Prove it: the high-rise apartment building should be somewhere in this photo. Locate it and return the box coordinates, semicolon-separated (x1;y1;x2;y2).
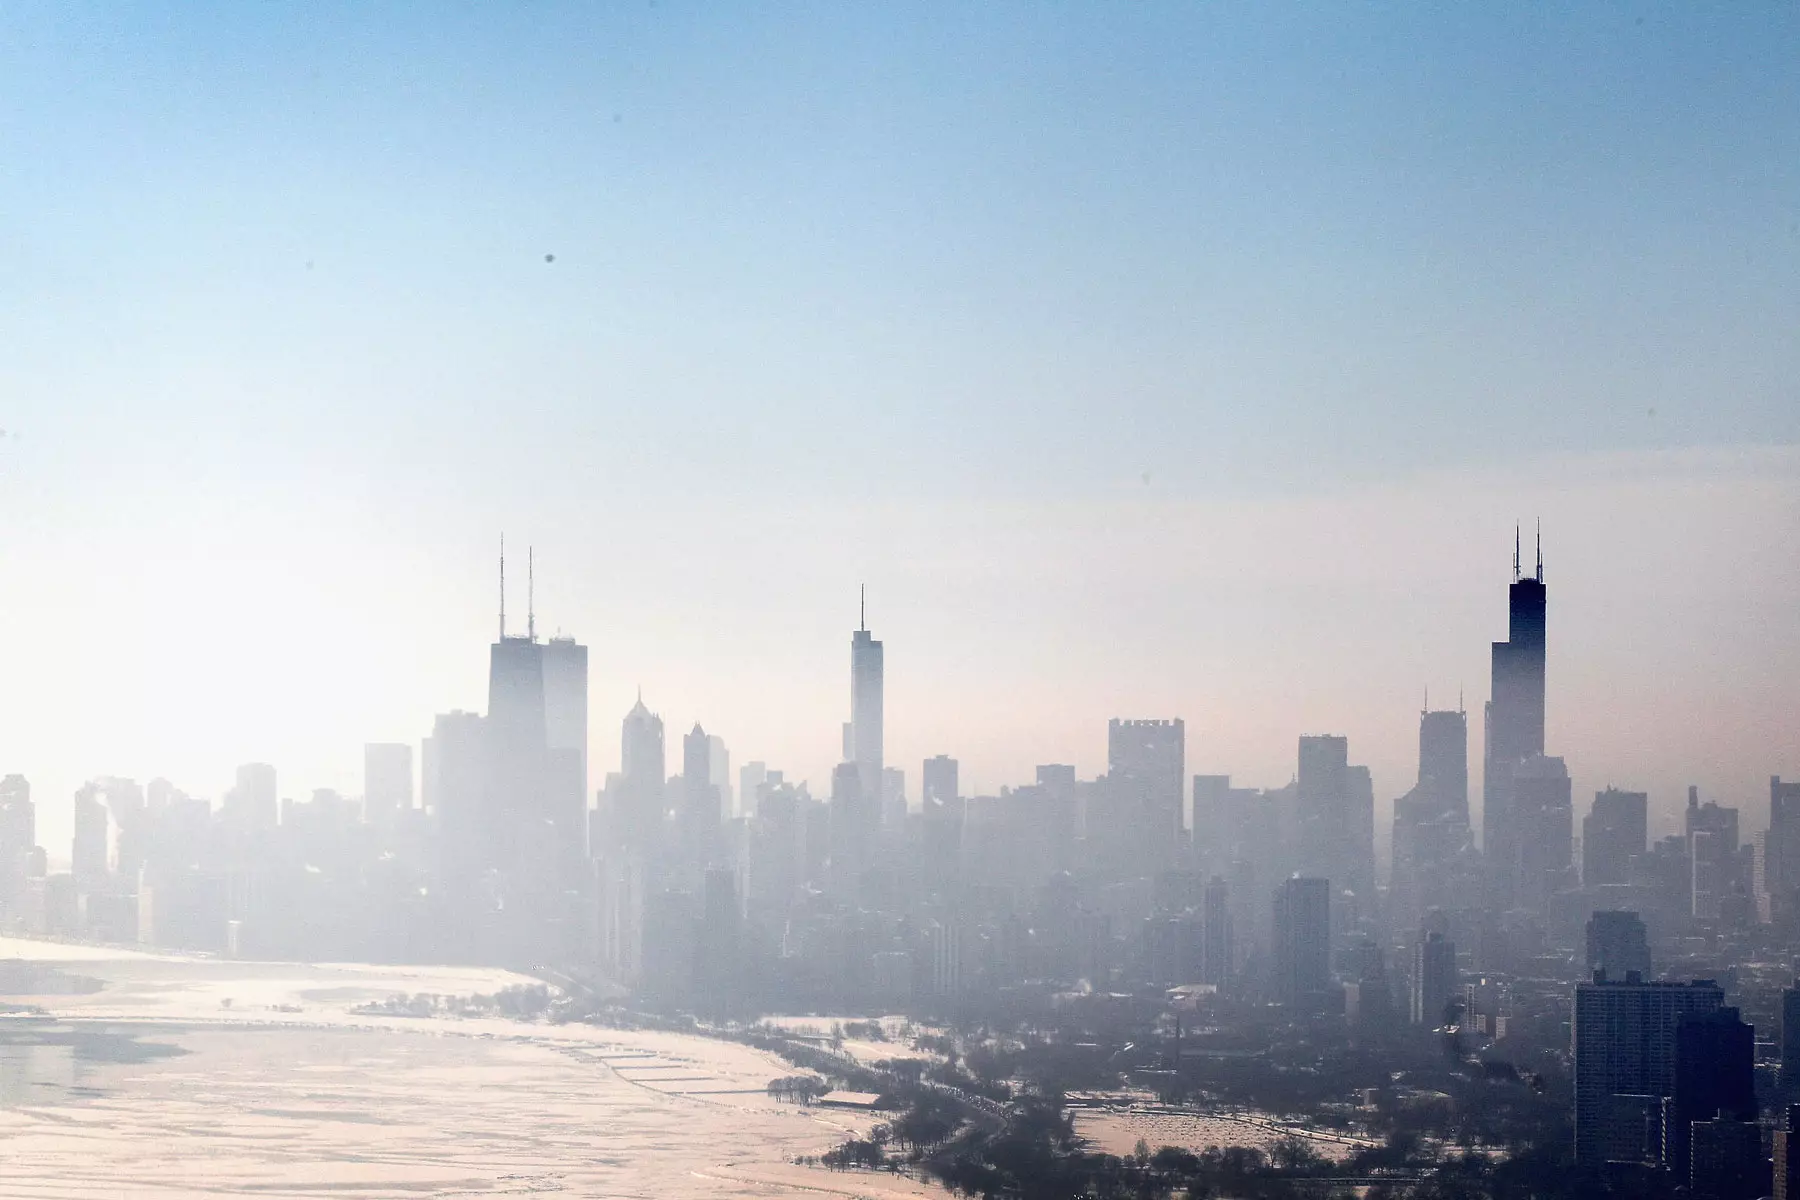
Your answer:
1584;788;1648;887
1484;530;1548;908
1272;876;1331;1013
1573;976;1723;1166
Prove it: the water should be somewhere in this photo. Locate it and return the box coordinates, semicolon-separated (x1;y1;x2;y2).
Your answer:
0;939;940;1198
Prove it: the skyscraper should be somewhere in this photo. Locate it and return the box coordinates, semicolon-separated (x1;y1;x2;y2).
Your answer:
1513;754;1574;913
424;710;486;885
1573;976;1723;1166
1584;788;1648;887
541;634;590;868
682;723;720;840
1297;735;1374;904
71;784;110;893
1586;910;1651;982
829;760;866;884
1202;875;1233;986
1768;776;1800;915
226;763;279;835
1484;527;1548;908
922;755;959;809
1783;986;1800;1098
850;590;883;835
363;743;413;831
1411;929;1459;1026
1391;707;1472;930
619;692;666;850
1272;875;1331;1013
1687;787;1746;921
1669;1007;1757;1182
483;551;590;892
1109;719;1185;857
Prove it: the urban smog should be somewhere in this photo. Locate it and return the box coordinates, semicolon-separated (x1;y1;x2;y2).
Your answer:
2;5;1798;1200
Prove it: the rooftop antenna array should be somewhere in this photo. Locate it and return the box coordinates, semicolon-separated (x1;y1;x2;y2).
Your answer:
499;534;507;640
528;546;536;642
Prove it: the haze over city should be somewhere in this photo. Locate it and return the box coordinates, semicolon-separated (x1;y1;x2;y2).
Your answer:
1;6;1799;1198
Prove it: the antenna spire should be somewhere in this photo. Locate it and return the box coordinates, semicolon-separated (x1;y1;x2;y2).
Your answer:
859;584;866;632
1535;519;1543;582
499;535;507;640
528;546;536;642
1513;523;1521;582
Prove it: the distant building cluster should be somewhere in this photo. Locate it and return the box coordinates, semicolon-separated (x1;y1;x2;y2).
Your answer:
4;529;1798;1195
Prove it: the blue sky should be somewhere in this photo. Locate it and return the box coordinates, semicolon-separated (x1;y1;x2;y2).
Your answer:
1;4;1796;845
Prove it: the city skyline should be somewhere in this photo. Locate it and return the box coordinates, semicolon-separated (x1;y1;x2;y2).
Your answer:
4;487;1795;859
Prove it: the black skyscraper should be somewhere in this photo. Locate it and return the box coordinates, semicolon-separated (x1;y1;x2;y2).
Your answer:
1484;527;1547;908
1669;1007;1756;1182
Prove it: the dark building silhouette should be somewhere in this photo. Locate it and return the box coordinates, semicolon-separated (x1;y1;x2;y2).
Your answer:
1584;787;1648;887
1483;527;1547;909
1201;875;1233;986
1586;910;1651;982
1782;987;1800;1098
1573;976;1723;1167
1272;875;1330;1012
1669;1007;1756;1183
1411;929;1458;1027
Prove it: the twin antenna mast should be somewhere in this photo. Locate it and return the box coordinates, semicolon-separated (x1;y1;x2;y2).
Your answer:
1512;521;1545;584
497;535;537;642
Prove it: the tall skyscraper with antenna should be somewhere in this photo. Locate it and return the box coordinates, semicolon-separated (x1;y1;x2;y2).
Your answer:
850;587;884;842
1483;524;1548;909
484;541;588;904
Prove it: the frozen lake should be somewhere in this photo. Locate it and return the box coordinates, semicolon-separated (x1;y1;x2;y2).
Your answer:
0;939;940;1199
